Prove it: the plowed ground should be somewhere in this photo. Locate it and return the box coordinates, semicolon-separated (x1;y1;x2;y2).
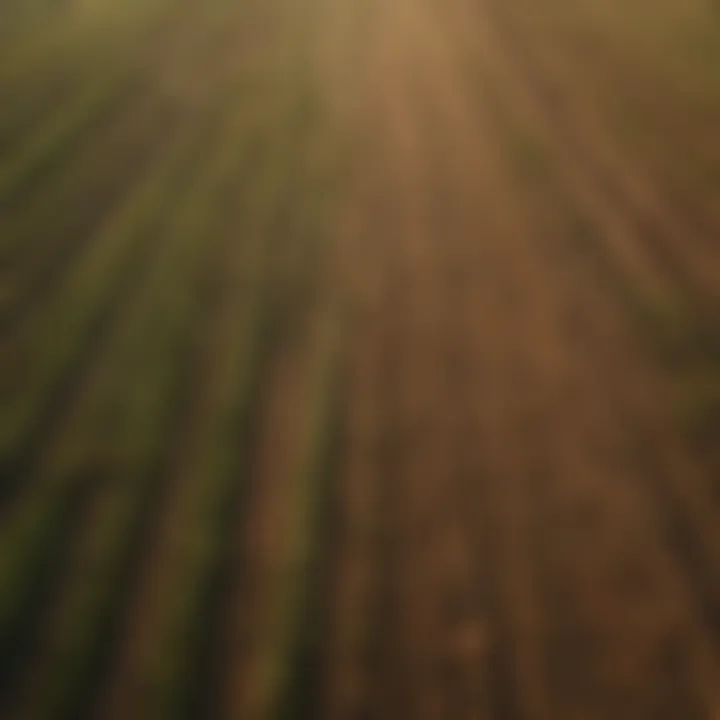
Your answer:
1;0;720;718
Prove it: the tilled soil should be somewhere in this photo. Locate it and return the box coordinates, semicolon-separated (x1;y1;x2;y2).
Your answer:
2;0;720;717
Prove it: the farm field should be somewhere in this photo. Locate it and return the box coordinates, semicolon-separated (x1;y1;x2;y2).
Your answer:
1;0;720;717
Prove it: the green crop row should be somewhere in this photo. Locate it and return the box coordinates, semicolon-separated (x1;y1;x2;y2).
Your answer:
0;65;143;206
6;102;268;720
0;95;235;474
252;309;344;720
0;98;248;635
0;0;243;212
0;94;178;322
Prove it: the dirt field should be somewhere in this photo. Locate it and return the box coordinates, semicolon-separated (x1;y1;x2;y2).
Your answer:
1;0;720;717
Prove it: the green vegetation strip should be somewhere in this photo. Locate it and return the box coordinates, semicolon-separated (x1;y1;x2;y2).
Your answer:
0;99;259;648
0;0;241;210
111;92;329;720
0;99;232;474
0;68;83;159
0;68;140;208
135;260;271;720
0;0;212;149
0;95;179;315
252;309;344;720
6;104;267;720
0;0;175;89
